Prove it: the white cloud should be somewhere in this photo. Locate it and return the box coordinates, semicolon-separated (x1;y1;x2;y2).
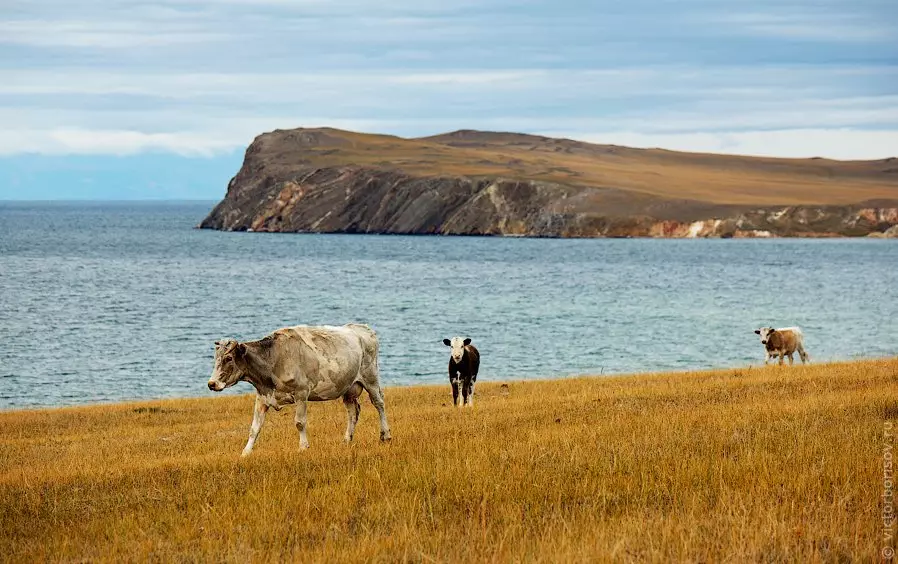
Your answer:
0;120;389;157
2;65;892;101
0;20;227;48
544;129;898;160
709;11;895;41
3;125;896;161
387;71;545;85
0;129;239;157
602;97;898;133
1;0;895;163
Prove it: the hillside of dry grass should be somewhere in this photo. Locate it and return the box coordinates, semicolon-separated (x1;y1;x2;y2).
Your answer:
199;128;898;238
244;128;898;206
2;358;895;562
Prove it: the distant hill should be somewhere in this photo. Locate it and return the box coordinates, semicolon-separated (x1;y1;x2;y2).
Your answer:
199;127;898;238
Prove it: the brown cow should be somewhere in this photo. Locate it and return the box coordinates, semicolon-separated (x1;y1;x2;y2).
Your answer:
754;326;810;365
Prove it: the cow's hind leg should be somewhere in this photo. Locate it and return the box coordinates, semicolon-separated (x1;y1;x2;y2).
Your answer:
294;397;311;451
343;383;363;443
363;383;391;442
468;373;477;407
241;395;269;457
462;376;473;407
359;349;391;441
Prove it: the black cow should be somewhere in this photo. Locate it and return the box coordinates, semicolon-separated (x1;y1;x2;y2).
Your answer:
442;337;480;407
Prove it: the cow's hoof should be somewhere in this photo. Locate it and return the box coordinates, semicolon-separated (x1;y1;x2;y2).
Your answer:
380;433;392;442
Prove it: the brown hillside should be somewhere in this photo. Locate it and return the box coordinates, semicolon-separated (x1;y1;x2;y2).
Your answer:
199;127;898;238
258;127;896;206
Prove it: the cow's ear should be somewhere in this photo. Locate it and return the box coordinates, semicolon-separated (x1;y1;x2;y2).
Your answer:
768;328;776;333
463;338;471;346
442;339;451;346
235;343;247;357
754;330;760;334
214;340;221;346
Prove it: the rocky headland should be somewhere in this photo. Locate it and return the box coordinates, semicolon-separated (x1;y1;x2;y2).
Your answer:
199;128;898;238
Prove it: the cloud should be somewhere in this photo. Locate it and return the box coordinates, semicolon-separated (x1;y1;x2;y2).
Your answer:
711;11;894;41
543;129;898;160
0;129;239;157
0;20;228;48
0;120;387;157
601;96;898;133
2;64;893;101
3;124;896;161
1;0;896;162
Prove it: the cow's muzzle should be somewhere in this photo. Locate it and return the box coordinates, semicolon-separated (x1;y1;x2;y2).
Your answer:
208;381;223;392
761;340;768;345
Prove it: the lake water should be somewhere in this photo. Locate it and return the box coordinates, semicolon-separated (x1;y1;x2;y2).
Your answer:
1;201;896;409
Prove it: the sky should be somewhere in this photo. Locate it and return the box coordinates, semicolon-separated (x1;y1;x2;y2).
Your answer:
1;0;896;200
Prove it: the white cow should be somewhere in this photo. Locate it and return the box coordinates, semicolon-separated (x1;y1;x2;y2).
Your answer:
754;326;810;365
208;323;391;456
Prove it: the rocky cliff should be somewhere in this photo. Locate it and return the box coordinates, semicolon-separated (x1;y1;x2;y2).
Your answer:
199;128;898;238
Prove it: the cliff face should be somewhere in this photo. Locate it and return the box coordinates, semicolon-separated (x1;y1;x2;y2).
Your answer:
199;128;898;238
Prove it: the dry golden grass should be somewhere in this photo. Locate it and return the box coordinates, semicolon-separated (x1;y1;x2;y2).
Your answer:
261;128;898;206
2;358;896;562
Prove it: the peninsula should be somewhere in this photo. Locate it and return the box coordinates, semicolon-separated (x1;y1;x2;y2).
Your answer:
199;128;898;238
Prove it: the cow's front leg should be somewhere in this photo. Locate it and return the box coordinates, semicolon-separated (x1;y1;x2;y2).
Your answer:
342;383;363;443
294;393;311;451
241;395;269;457
450;376;460;408
763;350;771;364
778;351;785;366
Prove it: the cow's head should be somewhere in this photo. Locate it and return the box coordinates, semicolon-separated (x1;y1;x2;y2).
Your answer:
443;336;471;363
754;327;775;346
208;338;246;392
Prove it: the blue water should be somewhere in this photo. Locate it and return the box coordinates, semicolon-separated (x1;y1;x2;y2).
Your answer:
1;201;896;409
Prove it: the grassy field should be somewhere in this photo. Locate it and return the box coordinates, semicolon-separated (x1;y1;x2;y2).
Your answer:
1;358;896;562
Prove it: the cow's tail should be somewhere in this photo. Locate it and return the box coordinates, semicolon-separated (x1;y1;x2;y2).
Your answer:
794;327;810;363
791;326;805;347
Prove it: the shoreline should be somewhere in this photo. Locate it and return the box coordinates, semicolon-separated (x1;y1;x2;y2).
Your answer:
197;226;898;239
3;357;893;415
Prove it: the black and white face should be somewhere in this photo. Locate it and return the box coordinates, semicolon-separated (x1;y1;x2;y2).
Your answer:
754;327;775;346
443;336;471;363
208;339;245;391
